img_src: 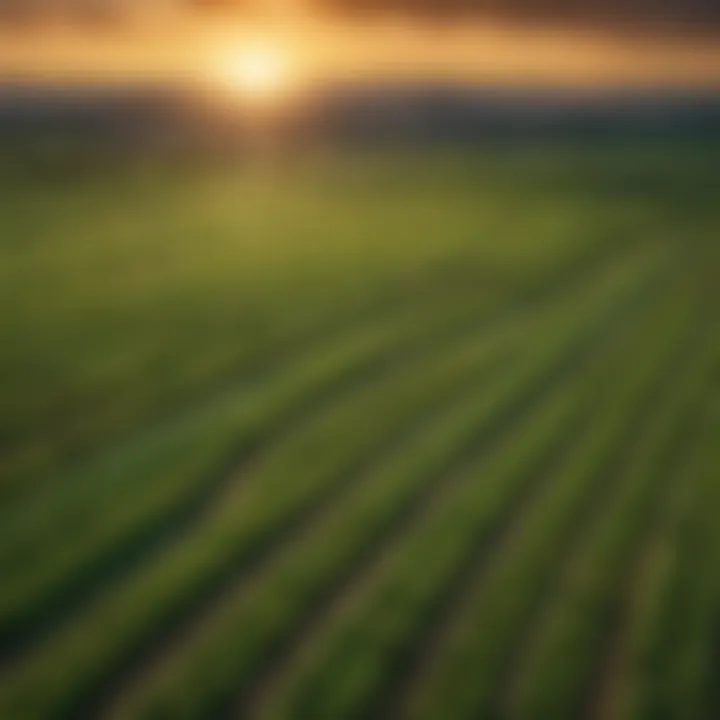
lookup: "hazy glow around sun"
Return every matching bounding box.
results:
[219,42,291,99]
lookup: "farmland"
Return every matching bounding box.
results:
[0,142,718,719]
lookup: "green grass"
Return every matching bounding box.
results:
[0,142,717,720]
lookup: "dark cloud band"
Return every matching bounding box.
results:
[0,0,719,35]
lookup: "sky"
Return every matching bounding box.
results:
[1,1,720,30]
[0,1,719,87]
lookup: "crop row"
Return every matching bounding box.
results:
[0,244,662,717]
[257,278,696,720]
[387,280,698,720]
[504,307,711,719]
[103,250,664,719]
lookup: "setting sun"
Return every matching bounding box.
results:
[218,42,291,100]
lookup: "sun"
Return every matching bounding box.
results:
[218,42,291,101]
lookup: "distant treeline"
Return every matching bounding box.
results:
[1,82,719,151]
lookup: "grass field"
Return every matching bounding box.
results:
[0,141,718,720]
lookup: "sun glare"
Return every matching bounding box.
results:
[219,42,291,101]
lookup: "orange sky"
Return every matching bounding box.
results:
[1,18,719,88]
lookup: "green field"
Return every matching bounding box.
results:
[0,143,718,720]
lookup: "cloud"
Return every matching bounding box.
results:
[316,0,720,34]
[0,0,719,36]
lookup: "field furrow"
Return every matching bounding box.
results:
[500,311,711,720]
[381,279,690,720]
[106,270,653,720]
[0,289,511,662]
[251,275,691,720]
[1,144,717,720]
[0,227,639,640]
[634,388,720,720]
[0,242,659,719]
